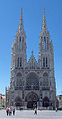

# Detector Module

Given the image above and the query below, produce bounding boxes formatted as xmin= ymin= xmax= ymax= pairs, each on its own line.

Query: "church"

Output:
xmin=6 ymin=8 xmax=56 ymax=110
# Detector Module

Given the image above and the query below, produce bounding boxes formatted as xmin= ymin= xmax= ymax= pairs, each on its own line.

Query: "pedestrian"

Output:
xmin=56 ymin=107 xmax=57 ymax=112
xmin=9 ymin=107 xmax=12 ymax=116
xmin=6 ymin=107 xmax=9 ymax=116
xmin=34 ymin=107 xmax=37 ymax=115
xmin=13 ymin=107 xmax=15 ymax=115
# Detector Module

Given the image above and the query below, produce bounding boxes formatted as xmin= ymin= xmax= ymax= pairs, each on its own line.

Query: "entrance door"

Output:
xmin=27 ymin=101 xmax=37 ymax=109
xmin=26 ymin=92 xmax=38 ymax=109
xmin=43 ymin=97 xmax=49 ymax=107
xmin=15 ymin=96 xmax=22 ymax=109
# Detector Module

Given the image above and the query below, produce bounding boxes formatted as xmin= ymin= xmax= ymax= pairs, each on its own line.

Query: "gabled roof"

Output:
xmin=24 ymin=51 xmax=40 ymax=70
xmin=28 ymin=51 xmax=38 ymax=64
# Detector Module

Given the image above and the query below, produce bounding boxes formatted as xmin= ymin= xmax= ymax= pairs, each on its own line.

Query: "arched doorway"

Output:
xmin=42 ymin=97 xmax=49 ymax=107
xmin=15 ymin=96 xmax=22 ymax=108
xmin=25 ymin=92 xmax=39 ymax=109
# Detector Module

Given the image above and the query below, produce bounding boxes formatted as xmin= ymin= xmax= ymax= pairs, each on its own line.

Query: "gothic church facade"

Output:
xmin=6 ymin=8 xmax=56 ymax=109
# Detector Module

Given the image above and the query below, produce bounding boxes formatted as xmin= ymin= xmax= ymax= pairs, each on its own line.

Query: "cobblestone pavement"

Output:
xmin=0 ymin=110 xmax=62 ymax=119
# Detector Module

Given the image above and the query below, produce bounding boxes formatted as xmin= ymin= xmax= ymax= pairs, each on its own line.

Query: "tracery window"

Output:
xmin=26 ymin=73 xmax=39 ymax=90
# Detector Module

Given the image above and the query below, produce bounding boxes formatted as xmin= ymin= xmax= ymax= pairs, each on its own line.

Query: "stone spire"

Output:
xmin=19 ymin=8 xmax=24 ymax=32
xmin=32 ymin=51 xmax=33 ymax=56
xmin=42 ymin=8 xmax=47 ymax=33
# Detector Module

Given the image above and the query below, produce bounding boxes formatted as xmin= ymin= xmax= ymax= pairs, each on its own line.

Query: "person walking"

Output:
xmin=9 ymin=107 xmax=12 ymax=116
xmin=13 ymin=107 xmax=15 ymax=115
xmin=6 ymin=107 xmax=9 ymax=116
xmin=56 ymin=107 xmax=57 ymax=112
xmin=34 ymin=107 xmax=37 ymax=115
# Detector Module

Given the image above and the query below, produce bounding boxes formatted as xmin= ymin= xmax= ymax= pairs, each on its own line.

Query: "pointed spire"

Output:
xmin=20 ymin=8 xmax=22 ymax=20
xmin=42 ymin=8 xmax=47 ymax=33
xmin=32 ymin=51 xmax=33 ymax=56
xmin=19 ymin=8 xmax=24 ymax=32
xmin=43 ymin=8 xmax=45 ymax=18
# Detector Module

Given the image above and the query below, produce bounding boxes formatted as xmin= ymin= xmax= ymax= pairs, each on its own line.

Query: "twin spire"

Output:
xmin=18 ymin=8 xmax=47 ymax=33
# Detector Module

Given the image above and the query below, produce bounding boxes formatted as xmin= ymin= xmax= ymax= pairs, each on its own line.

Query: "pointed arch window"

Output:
xmin=44 ymin=37 xmax=46 ymax=49
xmin=46 ymin=57 xmax=48 ymax=67
xmin=17 ymin=57 xmax=19 ymax=67
xmin=22 ymin=37 xmax=24 ymax=50
xmin=47 ymin=39 xmax=49 ymax=49
xmin=43 ymin=57 xmax=45 ymax=67
xmin=20 ymin=37 xmax=21 ymax=48
xmin=20 ymin=58 xmax=22 ymax=67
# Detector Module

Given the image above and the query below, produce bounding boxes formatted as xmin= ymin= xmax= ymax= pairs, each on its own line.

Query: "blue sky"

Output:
xmin=0 ymin=0 xmax=62 ymax=95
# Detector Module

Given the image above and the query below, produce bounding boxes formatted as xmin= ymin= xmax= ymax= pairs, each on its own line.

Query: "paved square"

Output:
xmin=0 ymin=110 xmax=62 ymax=119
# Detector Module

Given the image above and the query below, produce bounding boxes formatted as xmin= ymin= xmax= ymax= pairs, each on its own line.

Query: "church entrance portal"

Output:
xmin=15 ymin=97 xmax=22 ymax=109
xmin=25 ymin=92 xmax=38 ymax=109
xmin=27 ymin=101 xmax=37 ymax=109
xmin=42 ymin=97 xmax=49 ymax=107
